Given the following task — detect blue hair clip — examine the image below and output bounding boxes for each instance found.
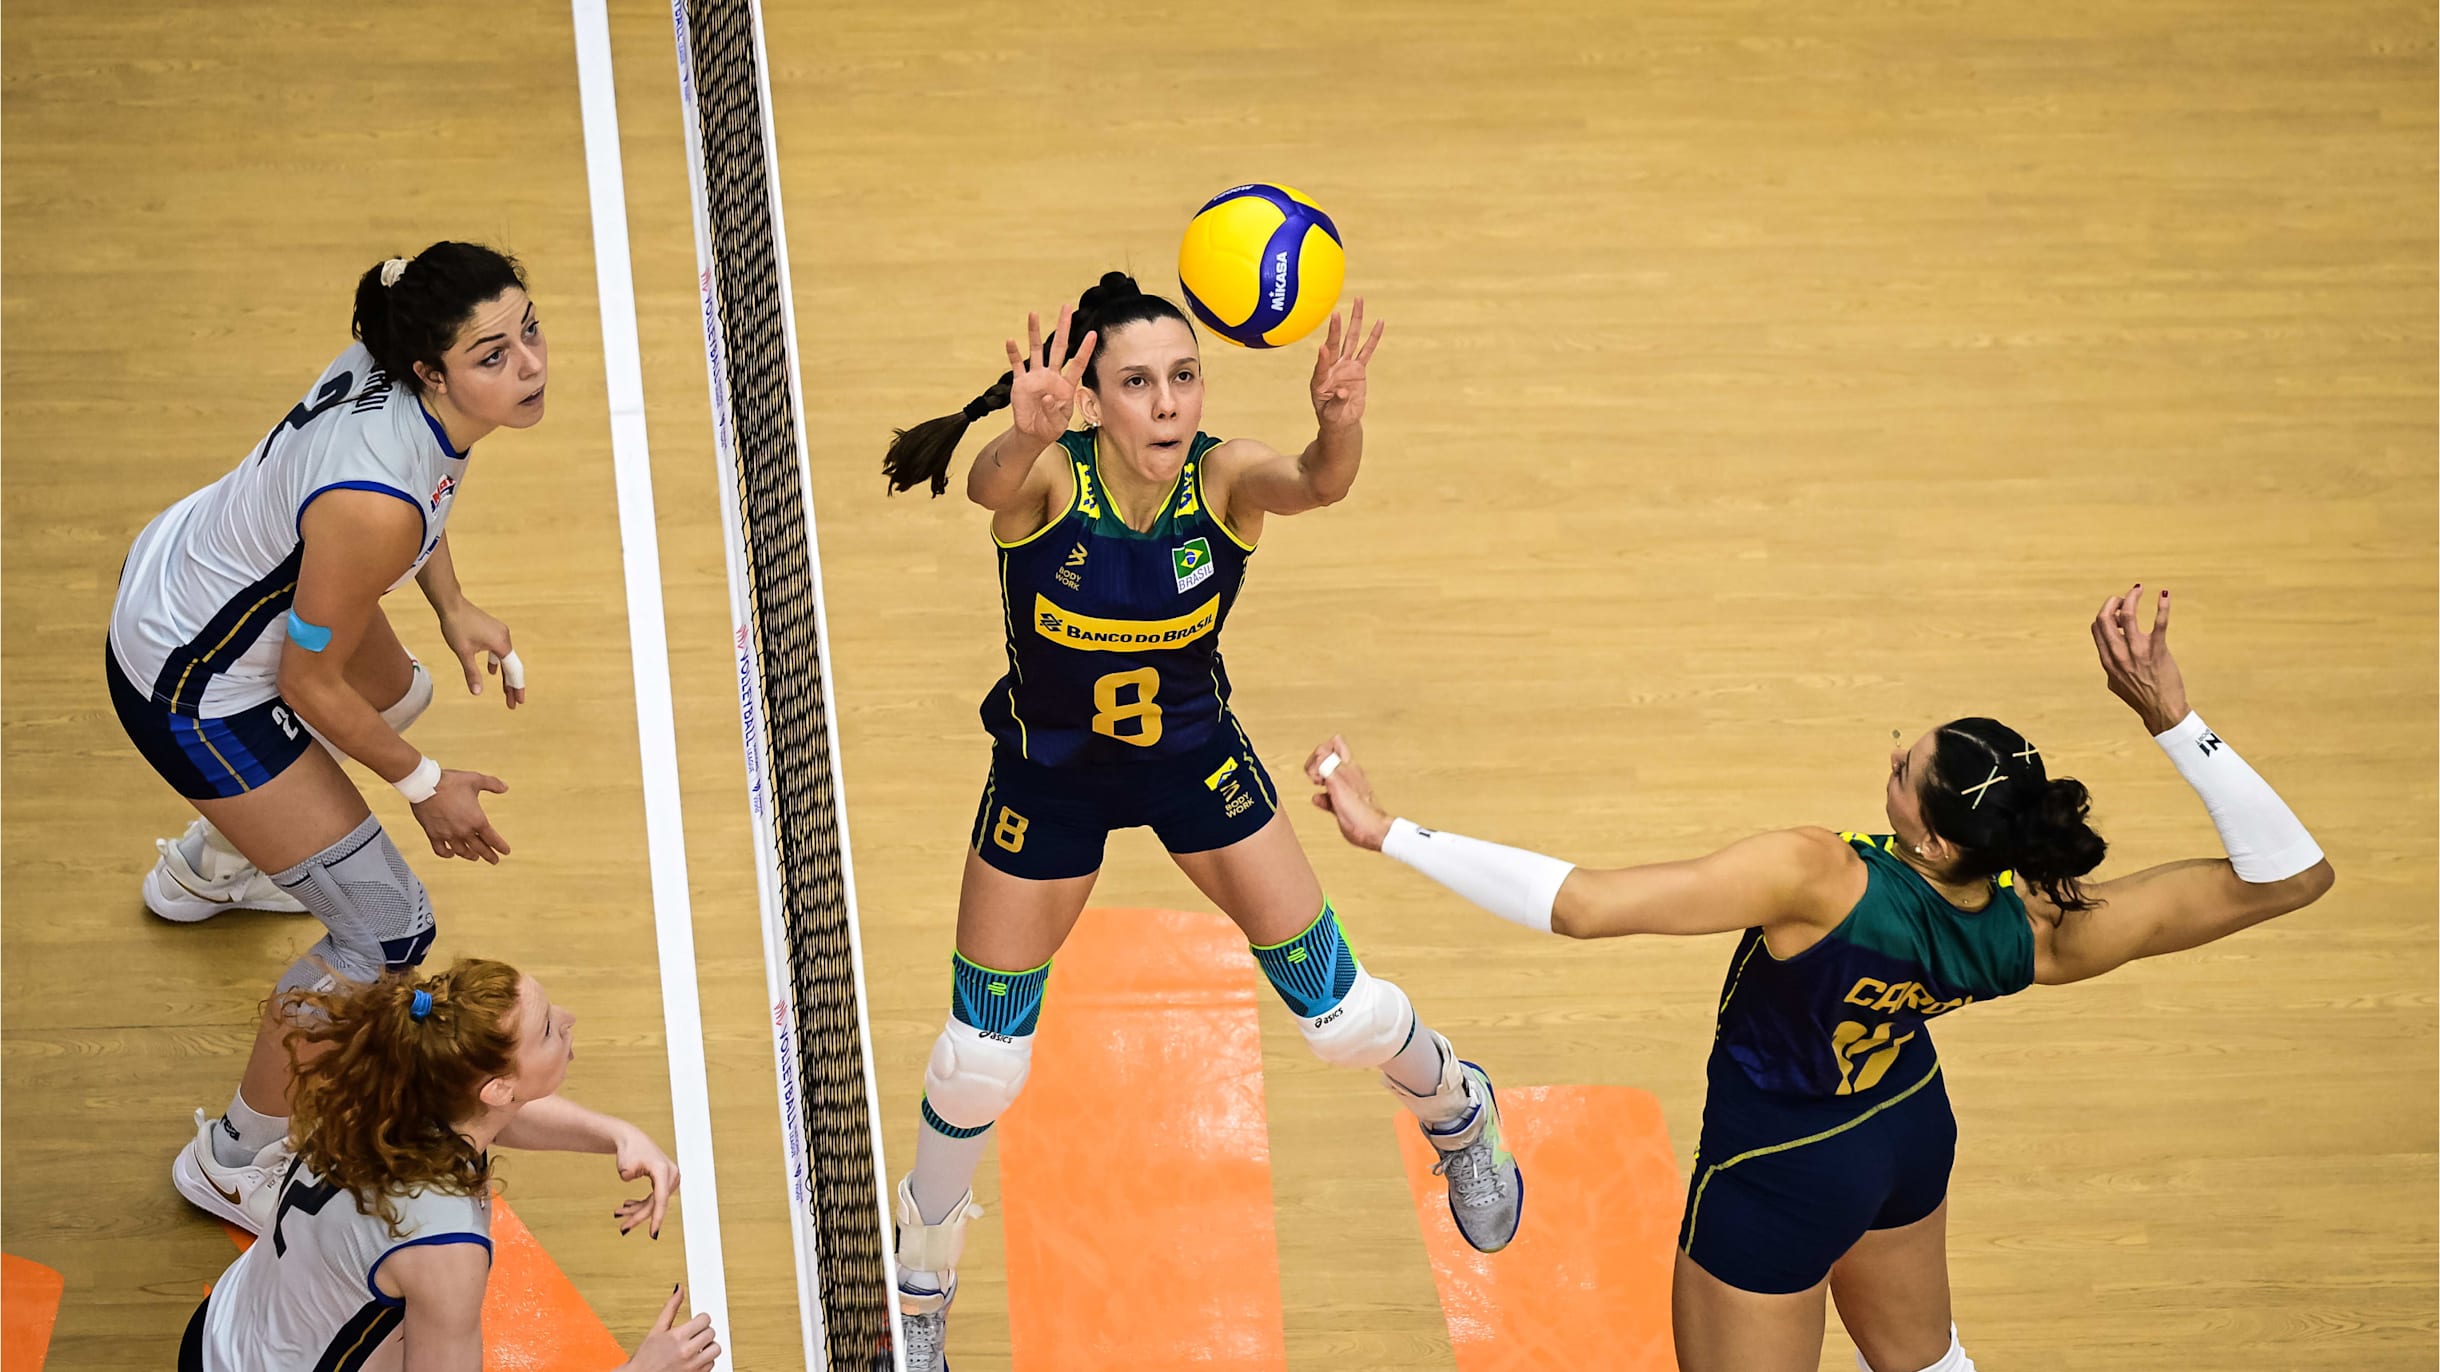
[410,989,434,1020]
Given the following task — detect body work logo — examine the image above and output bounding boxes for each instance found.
[1173,536,1215,593]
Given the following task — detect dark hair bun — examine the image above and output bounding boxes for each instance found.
[2010,776,2108,886]
[1078,271,1142,316]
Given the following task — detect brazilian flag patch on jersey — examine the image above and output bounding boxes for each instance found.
[1173,536,1215,593]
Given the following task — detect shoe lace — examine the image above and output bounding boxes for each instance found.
[1431,1137,1503,1211]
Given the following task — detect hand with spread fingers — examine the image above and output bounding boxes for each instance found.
[2091,583,2189,735]
[1309,297,1385,432]
[1006,305,1100,447]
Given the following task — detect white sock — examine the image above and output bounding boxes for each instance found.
[1858,1326,1972,1372]
[1383,1018,1448,1097]
[908,1120,993,1227]
[213,1090,288,1167]
[1383,1024,1476,1128]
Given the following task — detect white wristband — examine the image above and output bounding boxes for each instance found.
[1382,817,1574,934]
[394,756,443,805]
[2151,711,2323,883]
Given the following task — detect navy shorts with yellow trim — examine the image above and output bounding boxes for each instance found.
[1677,1044,1956,1294]
[970,720,1279,881]
[108,640,317,801]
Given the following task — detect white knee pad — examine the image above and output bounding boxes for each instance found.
[305,659,431,760]
[921,1019,1034,1133]
[381,658,433,733]
[1859,1326,1972,1372]
[1298,968,1416,1070]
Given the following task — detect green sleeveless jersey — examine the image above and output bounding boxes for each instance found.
[1710,833,2038,1100]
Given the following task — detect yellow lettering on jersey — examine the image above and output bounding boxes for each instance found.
[1034,593,1219,652]
[1074,461,1103,520]
[1843,975,1973,1018]
[1175,463,1202,519]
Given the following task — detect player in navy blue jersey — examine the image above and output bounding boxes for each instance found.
[877,271,1521,1369]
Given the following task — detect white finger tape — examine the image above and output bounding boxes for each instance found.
[1318,752,1343,781]
[491,651,526,690]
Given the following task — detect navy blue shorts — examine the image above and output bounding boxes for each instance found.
[1677,1045,1956,1294]
[108,641,316,801]
[969,719,1280,881]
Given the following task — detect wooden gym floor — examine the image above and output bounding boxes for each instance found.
[5,1,2432,1368]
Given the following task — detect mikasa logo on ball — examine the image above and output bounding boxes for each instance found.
[1269,251,1290,311]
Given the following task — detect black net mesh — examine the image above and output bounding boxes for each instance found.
[680,2,892,1364]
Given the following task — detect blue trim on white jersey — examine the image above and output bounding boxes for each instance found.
[296,480,424,541]
[364,1232,493,1308]
[414,399,468,460]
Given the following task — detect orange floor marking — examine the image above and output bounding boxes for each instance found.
[1,1254,66,1372]
[1395,1083,1681,1372]
[997,907,1288,1371]
[225,1192,625,1370]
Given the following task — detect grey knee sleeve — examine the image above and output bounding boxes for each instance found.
[272,814,434,981]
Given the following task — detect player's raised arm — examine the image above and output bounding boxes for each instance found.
[1305,736,1856,940]
[2031,587,2335,985]
[880,304,1094,521]
[1212,300,1386,521]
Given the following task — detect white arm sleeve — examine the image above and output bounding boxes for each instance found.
[2152,712,2324,883]
[1381,818,1576,934]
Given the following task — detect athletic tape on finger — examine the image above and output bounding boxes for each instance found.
[1318,752,1343,781]
[489,651,526,690]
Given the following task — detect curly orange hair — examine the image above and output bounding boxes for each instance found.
[281,958,524,1233]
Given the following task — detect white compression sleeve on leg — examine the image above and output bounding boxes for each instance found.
[2152,712,2323,882]
[1382,818,1574,934]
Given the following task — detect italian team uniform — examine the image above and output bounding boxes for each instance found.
[109,342,467,799]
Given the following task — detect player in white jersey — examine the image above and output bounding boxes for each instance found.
[177,957,721,1372]
[106,242,545,1233]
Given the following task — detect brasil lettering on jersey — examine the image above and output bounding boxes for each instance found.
[1033,593,1219,652]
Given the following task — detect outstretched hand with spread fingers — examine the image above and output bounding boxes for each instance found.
[1006,306,1099,446]
[2091,583,2189,735]
[1310,297,1386,430]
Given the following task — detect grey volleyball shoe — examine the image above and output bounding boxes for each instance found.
[1420,1061,1525,1253]
[897,1284,951,1372]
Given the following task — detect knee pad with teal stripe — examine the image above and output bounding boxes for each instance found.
[1253,902,1416,1070]
[920,954,1048,1137]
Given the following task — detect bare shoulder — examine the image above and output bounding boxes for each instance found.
[1766,825,1865,874]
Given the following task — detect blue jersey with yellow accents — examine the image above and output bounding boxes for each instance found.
[1711,833,2037,1100]
[981,428,1254,768]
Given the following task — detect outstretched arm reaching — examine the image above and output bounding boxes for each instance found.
[2032,586,2334,985]
[1303,736,1859,942]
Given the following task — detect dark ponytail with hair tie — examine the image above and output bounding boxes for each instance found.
[1920,717,2108,910]
[882,270,1198,498]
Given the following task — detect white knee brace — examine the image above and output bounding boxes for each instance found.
[921,1019,1035,1133]
[1298,967,1416,1070]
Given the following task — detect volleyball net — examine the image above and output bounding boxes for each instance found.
[671,1,899,1366]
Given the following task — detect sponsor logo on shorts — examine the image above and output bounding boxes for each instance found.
[1172,537,1215,593]
[1203,753,1258,817]
[1033,593,1218,652]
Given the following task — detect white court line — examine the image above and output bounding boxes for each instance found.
[568,3,735,1366]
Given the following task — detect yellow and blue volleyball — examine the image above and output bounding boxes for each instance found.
[1176,184,1345,349]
